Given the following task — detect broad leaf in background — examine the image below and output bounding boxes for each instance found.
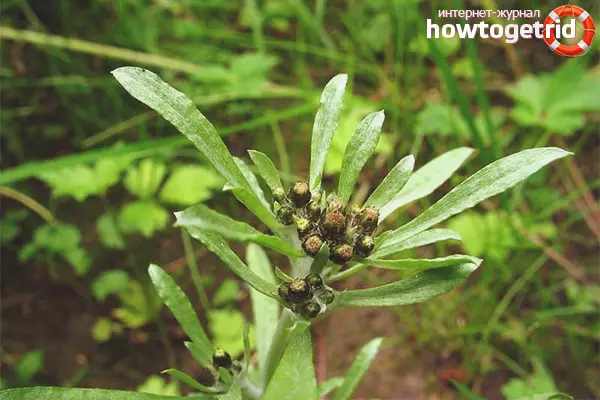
[149,264,212,364]
[248,150,283,192]
[332,338,382,400]
[175,204,302,257]
[337,111,384,203]
[377,148,570,255]
[1,209,28,245]
[246,244,279,370]
[96,212,126,249]
[500,360,568,400]
[365,155,414,209]
[124,159,167,200]
[19,223,91,275]
[179,228,278,298]
[336,262,479,307]
[209,309,254,356]
[113,280,160,329]
[159,165,222,206]
[213,279,240,306]
[118,201,169,238]
[507,62,600,135]
[372,229,461,258]
[15,350,43,385]
[91,270,130,301]
[0,387,185,400]
[379,147,473,221]
[325,102,392,175]
[137,376,180,396]
[263,329,318,400]
[310,74,347,190]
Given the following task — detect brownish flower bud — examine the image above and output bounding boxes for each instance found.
[330,243,354,265]
[321,211,346,240]
[357,206,379,234]
[327,197,345,213]
[302,234,324,257]
[288,278,311,303]
[278,282,291,302]
[289,182,311,208]
[354,234,375,257]
[305,273,323,291]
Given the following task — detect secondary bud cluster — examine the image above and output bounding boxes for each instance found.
[212,348,241,376]
[278,273,334,319]
[272,183,380,265]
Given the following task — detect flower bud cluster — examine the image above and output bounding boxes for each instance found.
[278,273,334,319]
[212,348,242,377]
[272,183,379,264]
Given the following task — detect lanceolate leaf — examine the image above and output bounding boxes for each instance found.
[246,244,280,371]
[263,329,318,400]
[310,74,348,191]
[112,68,249,192]
[310,242,330,274]
[0,387,186,399]
[338,111,385,203]
[378,148,570,253]
[380,147,474,221]
[362,254,482,271]
[248,150,283,192]
[336,262,479,307]
[148,264,212,365]
[365,155,415,209]
[175,205,302,257]
[226,187,281,235]
[182,228,278,299]
[233,157,269,208]
[372,228,461,258]
[332,338,383,400]
[161,369,221,393]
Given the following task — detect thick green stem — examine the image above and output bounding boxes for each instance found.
[261,309,296,391]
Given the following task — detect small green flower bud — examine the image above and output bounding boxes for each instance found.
[276,204,295,225]
[354,234,375,257]
[278,282,291,302]
[305,273,323,291]
[330,243,353,265]
[357,206,379,234]
[306,200,323,221]
[321,211,346,239]
[272,187,286,203]
[213,348,232,369]
[299,301,321,319]
[288,278,311,303]
[320,288,335,305]
[302,234,324,257]
[288,182,311,208]
[296,218,313,238]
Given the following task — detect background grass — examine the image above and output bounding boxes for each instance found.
[1,0,599,398]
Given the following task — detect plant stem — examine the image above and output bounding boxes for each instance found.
[261,309,296,391]
[181,230,211,312]
[0,186,55,223]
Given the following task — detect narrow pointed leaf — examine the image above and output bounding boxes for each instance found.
[378,148,570,253]
[243,324,251,370]
[0,387,186,400]
[184,341,211,368]
[332,338,383,400]
[148,264,212,364]
[338,111,385,203]
[233,157,269,208]
[372,229,461,258]
[226,186,281,235]
[218,368,233,387]
[112,67,249,192]
[310,74,348,191]
[249,150,283,191]
[263,329,318,400]
[181,228,278,298]
[162,369,220,393]
[175,205,302,257]
[362,254,482,271]
[365,155,414,209]
[275,266,293,283]
[310,242,330,274]
[246,244,280,370]
[336,262,480,307]
[380,147,474,221]
[318,377,344,397]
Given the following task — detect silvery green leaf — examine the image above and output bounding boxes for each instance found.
[372,228,461,258]
[362,254,482,271]
[175,205,302,257]
[318,377,344,397]
[377,148,570,253]
[275,266,293,283]
[336,262,479,307]
[332,338,383,400]
[112,67,249,192]
[181,228,278,299]
[379,147,474,221]
[161,369,220,393]
[365,155,415,209]
[248,150,283,192]
[225,186,281,235]
[246,244,280,371]
[263,329,318,400]
[184,341,211,369]
[148,264,212,365]
[233,157,269,208]
[310,74,348,191]
[337,111,384,203]
[0,387,187,400]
